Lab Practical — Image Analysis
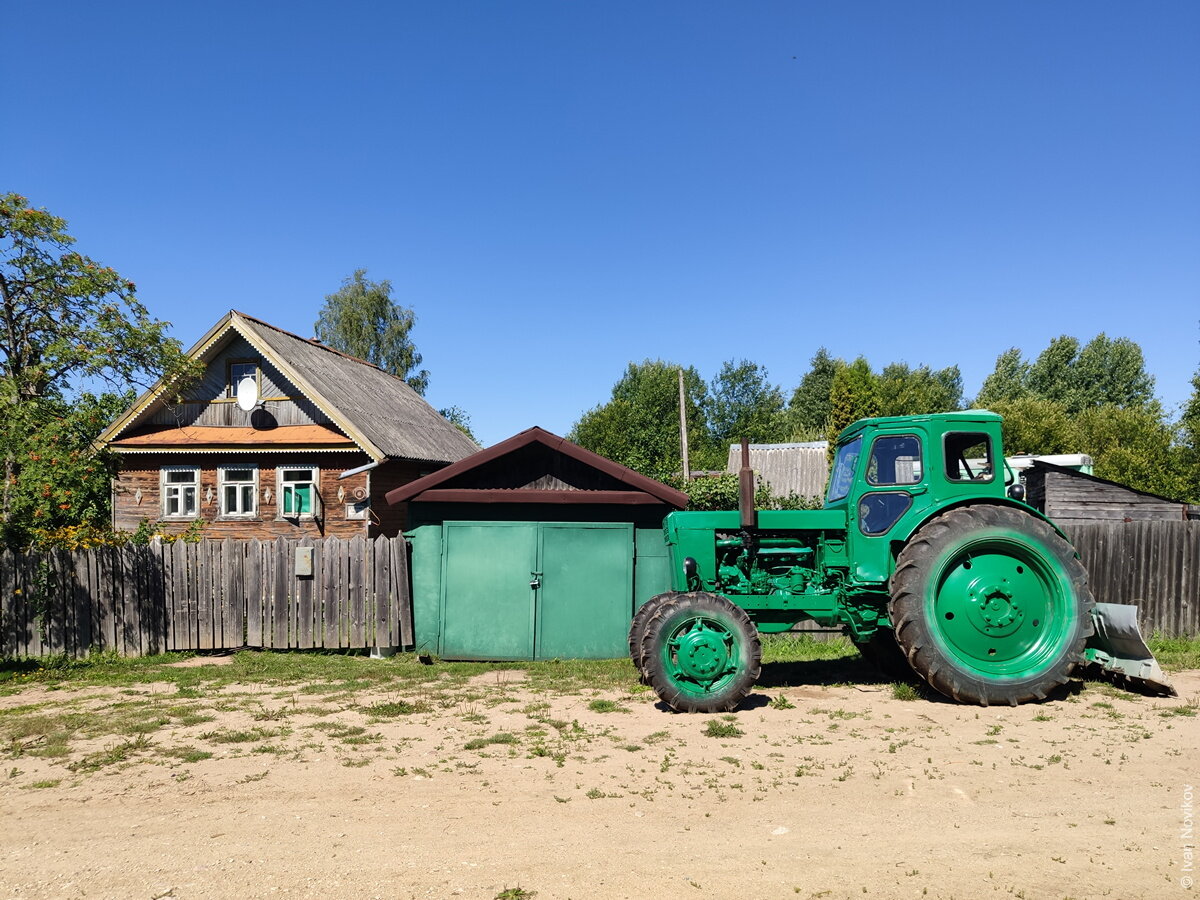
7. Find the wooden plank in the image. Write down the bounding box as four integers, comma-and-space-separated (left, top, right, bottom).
272, 537, 289, 648
70, 550, 91, 657
337, 538, 350, 648
0, 549, 14, 657
322, 538, 339, 648
348, 536, 365, 647
245, 540, 263, 647
21, 551, 42, 658
220, 538, 241, 650
96, 547, 115, 652
372, 537, 389, 648
192, 540, 208, 650
148, 540, 166, 654
394, 535, 413, 648
296, 537, 314, 649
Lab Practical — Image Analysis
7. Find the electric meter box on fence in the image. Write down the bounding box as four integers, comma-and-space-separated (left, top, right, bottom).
294, 547, 314, 577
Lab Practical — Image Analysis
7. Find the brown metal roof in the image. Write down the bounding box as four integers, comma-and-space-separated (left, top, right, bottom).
385, 427, 689, 508
109, 424, 357, 452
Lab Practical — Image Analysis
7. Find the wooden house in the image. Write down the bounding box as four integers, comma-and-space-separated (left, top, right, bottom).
1023, 461, 1192, 523
95, 310, 479, 539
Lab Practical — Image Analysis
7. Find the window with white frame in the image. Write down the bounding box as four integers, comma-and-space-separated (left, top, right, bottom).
162, 467, 199, 518
219, 465, 258, 517
279, 466, 319, 518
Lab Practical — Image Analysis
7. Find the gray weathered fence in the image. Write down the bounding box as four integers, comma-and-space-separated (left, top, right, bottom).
1069, 520, 1199, 639
0, 535, 410, 659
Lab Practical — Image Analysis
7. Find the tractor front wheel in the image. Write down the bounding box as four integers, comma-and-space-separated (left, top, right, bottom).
628, 593, 673, 682
639, 592, 761, 713
890, 505, 1094, 706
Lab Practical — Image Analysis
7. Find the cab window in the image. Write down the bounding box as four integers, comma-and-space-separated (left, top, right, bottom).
945, 432, 994, 482
826, 436, 862, 502
866, 435, 922, 486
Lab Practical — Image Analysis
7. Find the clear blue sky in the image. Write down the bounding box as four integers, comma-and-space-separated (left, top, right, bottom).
7, 1, 1198, 447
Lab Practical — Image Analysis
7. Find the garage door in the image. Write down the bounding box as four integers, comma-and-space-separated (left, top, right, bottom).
439, 521, 633, 660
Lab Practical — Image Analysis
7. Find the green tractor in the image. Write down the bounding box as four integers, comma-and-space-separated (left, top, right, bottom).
630, 411, 1173, 711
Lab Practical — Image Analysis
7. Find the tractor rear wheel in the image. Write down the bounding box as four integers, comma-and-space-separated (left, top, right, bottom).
890, 505, 1094, 706
640, 591, 761, 713
628, 593, 673, 682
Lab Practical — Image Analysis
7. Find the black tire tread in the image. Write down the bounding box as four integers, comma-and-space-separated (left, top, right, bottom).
639, 591, 761, 713
890, 504, 1095, 707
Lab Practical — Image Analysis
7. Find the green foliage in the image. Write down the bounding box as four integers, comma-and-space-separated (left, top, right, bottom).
0, 195, 194, 550
788, 348, 838, 434
975, 347, 1030, 407
570, 360, 719, 475
826, 357, 879, 448
437, 405, 478, 443
708, 359, 788, 446
1180, 362, 1200, 493
877, 362, 963, 417
981, 333, 1156, 416
660, 472, 819, 512
314, 269, 429, 394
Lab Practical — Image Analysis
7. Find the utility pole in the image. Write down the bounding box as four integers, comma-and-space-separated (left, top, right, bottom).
678, 367, 691, 481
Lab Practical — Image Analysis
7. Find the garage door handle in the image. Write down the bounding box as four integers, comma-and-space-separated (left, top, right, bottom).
530, 572, 542, 589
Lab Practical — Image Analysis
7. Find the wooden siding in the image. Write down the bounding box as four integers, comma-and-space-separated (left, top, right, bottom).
149, 396, 332, 429
370, 459, 433, 537
113, 453, 375, 540
0, 536, 411, 658
1027, 467, 1186, 522
1069, 520, 1200, 638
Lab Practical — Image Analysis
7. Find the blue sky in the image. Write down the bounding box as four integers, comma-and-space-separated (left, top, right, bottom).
7, 1, 1198, 446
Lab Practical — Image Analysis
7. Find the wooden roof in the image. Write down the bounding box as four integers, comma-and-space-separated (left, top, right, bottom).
385, 427, 689, 508
96, 311, 480, 465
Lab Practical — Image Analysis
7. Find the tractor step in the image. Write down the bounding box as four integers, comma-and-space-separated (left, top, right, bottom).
1083, 603, 1176, 697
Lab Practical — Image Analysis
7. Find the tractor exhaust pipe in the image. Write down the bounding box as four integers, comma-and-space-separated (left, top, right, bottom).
739, 438, 757, 530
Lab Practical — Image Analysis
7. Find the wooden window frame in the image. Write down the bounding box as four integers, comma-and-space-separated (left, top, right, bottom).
226, 359, 260, 399
218, 464, 259, 519
161, 466, 200, 519
277, 466, 321, 520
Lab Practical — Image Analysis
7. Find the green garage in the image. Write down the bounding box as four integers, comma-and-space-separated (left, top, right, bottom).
386, 427, 687, 660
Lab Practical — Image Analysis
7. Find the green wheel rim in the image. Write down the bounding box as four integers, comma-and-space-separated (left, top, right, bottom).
928, 535, 1073, 680
659, 614, 743, 699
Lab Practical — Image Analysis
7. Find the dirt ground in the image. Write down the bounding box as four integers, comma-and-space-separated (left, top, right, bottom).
1, 663, 1197, 900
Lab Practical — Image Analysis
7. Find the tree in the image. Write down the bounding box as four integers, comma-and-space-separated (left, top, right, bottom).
788, 348, 839, 434
314, 269, 429, 394
826, 357, 879, 448
1071, 333, 1156, 413
570, 360, 717, 476
877, 363, 963, 417
437, 405, 478, 443
1174, 358, 1200, 503
0, 193, 190, 548
708, 359, 788, 447
976, 348, 1030, 407
987, 397, 1079, 456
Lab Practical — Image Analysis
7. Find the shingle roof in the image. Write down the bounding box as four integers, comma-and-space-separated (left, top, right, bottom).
96, 311, 480, 465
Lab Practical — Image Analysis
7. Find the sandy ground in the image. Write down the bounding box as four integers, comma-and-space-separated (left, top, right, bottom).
1, 665, 1198, 900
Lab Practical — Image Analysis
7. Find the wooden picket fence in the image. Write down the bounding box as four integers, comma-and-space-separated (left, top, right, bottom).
0, 535, 411, 659
1069, 520, 1200, 639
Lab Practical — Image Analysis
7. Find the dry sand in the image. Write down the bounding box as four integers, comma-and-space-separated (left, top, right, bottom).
1, 667, 1197, 900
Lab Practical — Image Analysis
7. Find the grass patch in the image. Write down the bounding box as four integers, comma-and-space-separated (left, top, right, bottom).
891, 682, 919, 701
703, 720, 743, 738
200, 727, 288, 744
160, 745, 213, 762
1148, 635, 1200, 673
68, 734, 153, 772
465, 732, 520, 750
587, 699, 627, 714
363, 699, 432, 718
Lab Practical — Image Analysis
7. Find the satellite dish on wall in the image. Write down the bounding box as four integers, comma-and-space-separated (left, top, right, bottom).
236, 374, 260, 412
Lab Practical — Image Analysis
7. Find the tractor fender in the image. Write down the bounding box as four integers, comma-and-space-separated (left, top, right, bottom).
890, 497, 1076, 568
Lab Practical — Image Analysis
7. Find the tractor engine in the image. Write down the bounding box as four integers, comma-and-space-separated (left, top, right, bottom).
714, 532, 817, 597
